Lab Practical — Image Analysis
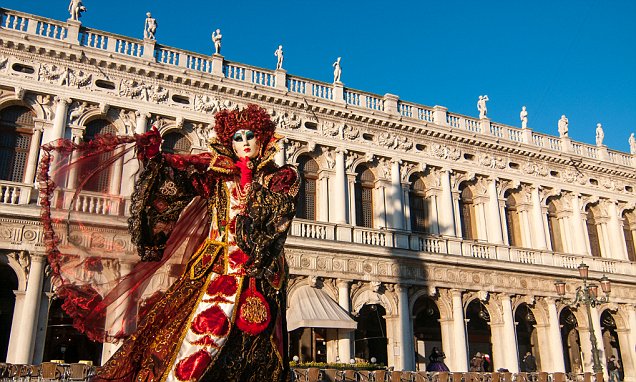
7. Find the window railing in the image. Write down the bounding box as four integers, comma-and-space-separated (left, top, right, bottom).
0, 180, 33, 205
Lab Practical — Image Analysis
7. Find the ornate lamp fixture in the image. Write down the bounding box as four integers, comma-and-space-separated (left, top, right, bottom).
554, 262, 611, 373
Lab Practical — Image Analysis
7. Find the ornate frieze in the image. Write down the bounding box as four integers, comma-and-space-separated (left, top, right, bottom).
430, 143, 461, 161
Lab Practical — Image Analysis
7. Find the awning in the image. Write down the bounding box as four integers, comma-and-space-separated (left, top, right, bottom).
286, 286, 357, 332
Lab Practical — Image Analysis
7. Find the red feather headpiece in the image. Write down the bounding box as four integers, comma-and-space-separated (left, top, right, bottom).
214, 104, 275, 149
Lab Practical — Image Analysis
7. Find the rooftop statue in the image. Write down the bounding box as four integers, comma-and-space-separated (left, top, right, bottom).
520, 106, 528, 129
68, 0, 86, 21
333, 57, 342, 83
629, 133, 636, 155
144, 12, 157, 40
596, 123, 605, 146
212, 28, 223, 55
477, 95, 489, 119
558, 115, 569, 138
274, 45, 284, 70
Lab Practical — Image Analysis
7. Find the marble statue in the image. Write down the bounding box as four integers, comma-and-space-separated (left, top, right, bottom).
333, 57, 342, 83
520, 106, 528, 128
212, 29, 223, 55
144, 12, 157, 40
477, 95, 489, 119
596, 123, 604, 146
558, 115, 569, 137
629, 133, 636, 155
274, 45, 284, 70
68, 0, 86, 21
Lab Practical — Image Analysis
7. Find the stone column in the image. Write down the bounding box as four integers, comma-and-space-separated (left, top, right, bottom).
336, 280, 353, 363
622, 306, 636, 382
65, 127, 84, 190
274, 138, 286, 166
389, 159, 405, 229
451, 289, 468, 371
102, 261, 136, 363
396, 284, 415, 371
500, 295, 520, 372
375, 181, 388, 229
109, 147, 124, 195
531, 185, 548, 250
475, 201, 489, 241
545, 298, 566, 372
12, 252, 46, 364
42, 97, 70, 144
6, 290, 25, 363
608, 201, 628, 260
121, 111, 149, 197
487, 178, 504, 244
24, 122, 44, 184
519, 209, 533, 248
570, 193, 589, 255
440, 169, 456, 237
333, 148, 348, 224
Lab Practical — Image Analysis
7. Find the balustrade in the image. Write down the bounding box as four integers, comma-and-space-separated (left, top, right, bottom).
155, 46, 180, 66
36, 20, 67, 40
114, 38, 143, 57
79, 30, 107, 49
0, 181, 31, 205
287, 77, 307, 94
251, 69, 275, 87
223, 63, 246, 81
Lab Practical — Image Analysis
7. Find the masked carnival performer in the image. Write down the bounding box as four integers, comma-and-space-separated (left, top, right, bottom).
38, 104, 299, 381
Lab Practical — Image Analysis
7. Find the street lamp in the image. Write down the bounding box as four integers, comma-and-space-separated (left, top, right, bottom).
554, 262, 611, 374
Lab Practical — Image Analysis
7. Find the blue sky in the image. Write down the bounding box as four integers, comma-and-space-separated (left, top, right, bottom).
4, 1, 636, 153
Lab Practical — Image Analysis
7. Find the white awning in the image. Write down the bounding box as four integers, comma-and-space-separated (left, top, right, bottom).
286, 286, 357, 332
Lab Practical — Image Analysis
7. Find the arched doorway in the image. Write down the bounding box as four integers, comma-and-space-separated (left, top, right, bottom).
466, 299, 492, 370
601, 311, 623, 376
0, 263, 18, 361
515, 303, 538, 371
412, 296, 442, 371
42, 298, 103, 364
559, 308, 582, 373
354, 304, 387, 365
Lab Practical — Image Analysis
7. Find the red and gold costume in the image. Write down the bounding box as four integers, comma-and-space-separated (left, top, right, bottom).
39, 105, 299, 381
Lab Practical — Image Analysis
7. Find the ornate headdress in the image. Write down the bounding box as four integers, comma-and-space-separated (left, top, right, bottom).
213, 104, 276, 149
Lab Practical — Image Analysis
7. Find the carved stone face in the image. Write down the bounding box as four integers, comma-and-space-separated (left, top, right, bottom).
232, 129, 260, 160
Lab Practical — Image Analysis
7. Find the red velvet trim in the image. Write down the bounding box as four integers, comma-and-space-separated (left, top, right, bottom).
175, 349, 212, 381
190, 305, 230, 336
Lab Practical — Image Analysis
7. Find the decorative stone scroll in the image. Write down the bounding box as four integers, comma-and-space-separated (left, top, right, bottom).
430, 143, 461, 161
119, 79, 169, 103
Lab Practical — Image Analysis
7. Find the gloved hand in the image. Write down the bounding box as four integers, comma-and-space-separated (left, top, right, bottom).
235, 157, 253, 188
135, 126, 162, 161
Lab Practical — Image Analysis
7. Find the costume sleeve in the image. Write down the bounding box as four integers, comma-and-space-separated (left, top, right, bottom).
234, 165, 299, 278
128, 153, 211, 262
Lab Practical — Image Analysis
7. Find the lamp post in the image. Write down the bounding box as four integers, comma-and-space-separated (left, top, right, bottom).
554, 262, 611, 374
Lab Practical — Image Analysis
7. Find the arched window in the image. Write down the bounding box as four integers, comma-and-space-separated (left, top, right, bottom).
355, 165, 374, 228
459, 183, 477, 240
505, 191, 522, 247
409, 174, 427, 233
0, 106, 35, 183
623, 211, 636, 262
547, 198, 564, 253
78, 119, 117, 193
161, 131, 192, 154
296, 156, 318, 220
586, 204, 602, 257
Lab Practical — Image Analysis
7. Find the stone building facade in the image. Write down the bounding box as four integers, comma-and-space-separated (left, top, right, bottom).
0, 7, 635, 380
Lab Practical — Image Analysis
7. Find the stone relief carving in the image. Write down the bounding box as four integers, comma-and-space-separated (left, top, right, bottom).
431, 143, 461, 161
0, 55, 8, 70
68, 101, 89, 124
561, 169, 587, 185
274, 111, 302, 130
119, 109, 136, 135
400, 162, 415, 182
376, 131, 412, 151
285, 141, 302, 162
478, 154, 507, 169
345, 152, 359, 172
193, 123, 214, 146
193, 95, 230, 113
324, 149, 335, 169
321, 121, 339, 137
376, 159, 391, 180
522, 162, 549, 177
119, 79, 169, 103
35, 94, 54, 120
10, 251, 31, 275
39, 64, 92, 88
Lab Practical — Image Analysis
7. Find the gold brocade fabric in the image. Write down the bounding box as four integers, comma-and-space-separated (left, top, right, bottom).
93, 150, 298, 382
